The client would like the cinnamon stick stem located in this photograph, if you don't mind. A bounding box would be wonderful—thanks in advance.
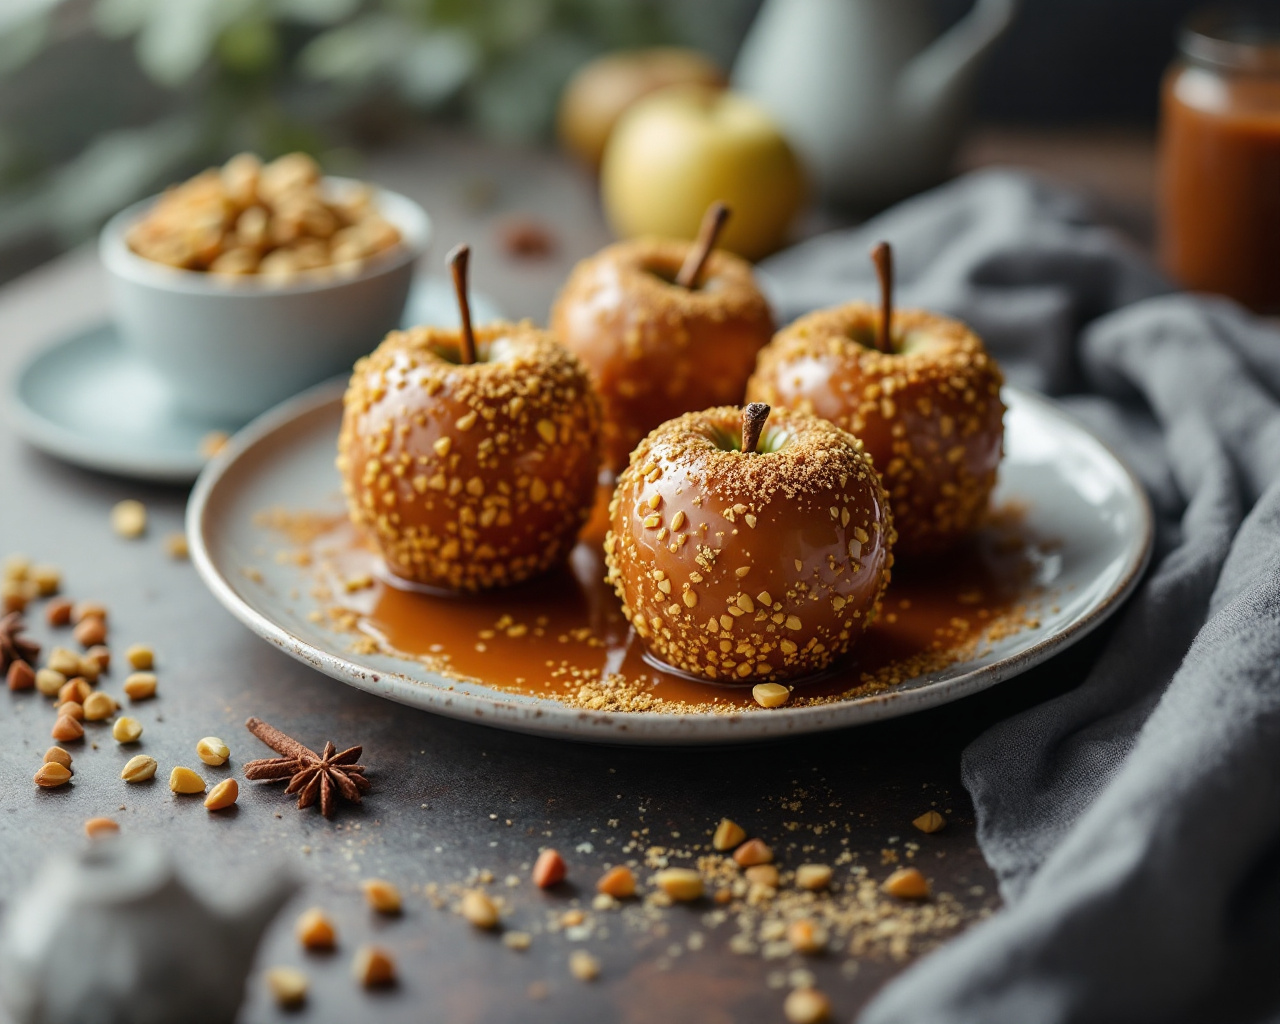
[448,243,477,365]
[870,241,894,354]
[246,717,318,761]
[741,403,770,455]
[676,201,731,289]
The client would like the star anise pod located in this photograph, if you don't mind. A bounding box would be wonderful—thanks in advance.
[242,717,370,819]
[0,612,40,675]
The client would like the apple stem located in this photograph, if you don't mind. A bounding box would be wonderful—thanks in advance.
[741,402,770,455]
[448,243,477,365]
[870,241,894,354]
[675,201,732,289]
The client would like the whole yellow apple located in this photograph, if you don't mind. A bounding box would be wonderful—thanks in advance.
[600,86,806,261]
[557,48,725,169]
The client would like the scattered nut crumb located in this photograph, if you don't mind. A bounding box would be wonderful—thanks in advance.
[882,867,931,901]
[533,848,567,889]
[112,717,143,743]
[460,889,499,929]
[34,762,71,788]
[126,644,155,670]
[653,868,703,902]
[568,950,600,982]
[84,817,120,838]
[784,987,832,1024]
[733,838,774,867]
[795,864,833,891]
[110,500,147,539]
[596,865,636,899]
[197,736,230,766]
[169,766,206,794]
[124,672,158,700]
[362,878,402,915]
[265,966,308,1008]
[296,907,337,950]
[121,754,158,782]
[205,778,238,811]
[352,945,396,988]
[913,810,946,834]
[165,533,190,560]
[503,931,532,951]
[713,817,747,851]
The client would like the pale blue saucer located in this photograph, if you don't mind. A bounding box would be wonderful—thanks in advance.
[8,276,501,483]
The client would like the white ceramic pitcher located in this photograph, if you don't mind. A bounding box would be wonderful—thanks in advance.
[733,0,1017,210]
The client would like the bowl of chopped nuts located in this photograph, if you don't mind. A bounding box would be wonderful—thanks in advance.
[99,153,431,422]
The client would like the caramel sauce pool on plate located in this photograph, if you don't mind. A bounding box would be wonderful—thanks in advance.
[303,490,1052,710]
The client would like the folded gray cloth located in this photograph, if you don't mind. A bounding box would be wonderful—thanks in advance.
[761,170,1280,1024]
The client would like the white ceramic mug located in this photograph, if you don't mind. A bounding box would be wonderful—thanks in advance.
[100,179,431,422]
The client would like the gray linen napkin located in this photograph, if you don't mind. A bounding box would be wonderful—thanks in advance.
[761,169,1280,1024]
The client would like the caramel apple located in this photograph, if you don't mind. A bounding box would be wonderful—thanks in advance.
[551,202,775,473]
[747,242,1004,556]
[604,403,894,683]
[338,245,601,591]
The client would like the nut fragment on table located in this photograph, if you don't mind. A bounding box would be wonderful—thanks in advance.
[121,754,158,782]
[733,838,774,867]
[568,950,600,982]
[532,848,567,888]
[35,669,65,696]
[110,500,147,539]
[296,907,337,950]
[112,716,143,743]
[59,701,84,722]
[712,817,747,851]
[47,647,81,676]
[123,672,158,700]
[786,918,829,955]
[170,766,206,794]
[34,762,71,788]
[352,945,396,988]
[125,644,154,670]
[30,565,60,596]
[84,645,111,672]
[43,746,72,770]
[459,889,499,929]
[795,863,833,891]
[784,987,832,1024]
[196,736,230,766]
[744,864,779,888]
[7,659,34,691]
[84,691,118,721]
[882,866,931,900]
[596,865,636,899]
[126,152,403,283]
[84,817,120,838]
[51,714,83,741]
[57,678,91,706]
[205,778,238,811]
[74,616,107,648]
[45,598,72,627]
[361,878,402,915]
[652,868,703,902]
[502,930,533,951]
[913,810,946,833]
[264,966,308,1008]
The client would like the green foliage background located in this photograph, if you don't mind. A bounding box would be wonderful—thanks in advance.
[0,0,753,259]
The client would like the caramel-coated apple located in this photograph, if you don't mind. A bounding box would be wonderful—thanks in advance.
[551,202,775,473]
[747,242,1004,556]
[604,403,894,683]
[338,245,601,591]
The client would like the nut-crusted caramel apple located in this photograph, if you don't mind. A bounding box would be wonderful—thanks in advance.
[748,243,1004,556]
[550,203,775,473]
[604,404,894,683]
[339,246,600,591]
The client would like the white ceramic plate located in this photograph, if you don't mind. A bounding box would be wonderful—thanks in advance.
[188,383,1153,745]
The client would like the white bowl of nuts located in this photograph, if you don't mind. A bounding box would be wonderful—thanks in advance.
[99,153,430,422]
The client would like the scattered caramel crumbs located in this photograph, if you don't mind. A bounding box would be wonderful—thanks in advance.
[265,966,308,1008]
[352,945,396,988]
[296,907,337,950]
[568,950,601,982]
[362,878,402,915]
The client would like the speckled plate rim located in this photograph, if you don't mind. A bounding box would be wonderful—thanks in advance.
[187,381,1154,746]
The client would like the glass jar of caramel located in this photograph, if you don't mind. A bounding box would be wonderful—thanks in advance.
[1158,8,1280,313]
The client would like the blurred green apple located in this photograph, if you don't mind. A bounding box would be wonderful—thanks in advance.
[557,48,726,170]
[600,86,806,261]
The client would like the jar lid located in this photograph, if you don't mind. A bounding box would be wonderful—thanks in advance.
[1181,6,1280,73]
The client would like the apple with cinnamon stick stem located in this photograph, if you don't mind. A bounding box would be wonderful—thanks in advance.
[551,200,775,474]
[747,240,1005,557]
[338,244,601,591]
[604,403,895,683]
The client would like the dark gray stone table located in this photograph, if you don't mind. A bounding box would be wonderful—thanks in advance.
[0,133,1112,1023]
